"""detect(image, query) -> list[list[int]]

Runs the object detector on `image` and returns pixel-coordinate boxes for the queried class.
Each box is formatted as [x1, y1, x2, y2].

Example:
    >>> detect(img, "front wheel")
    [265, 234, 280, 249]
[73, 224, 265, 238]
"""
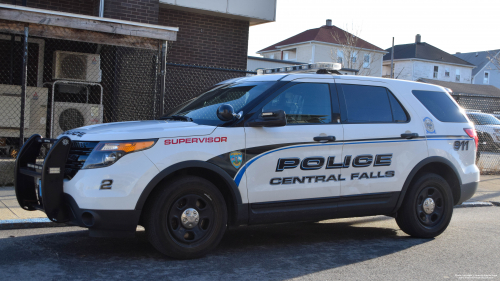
[396, 173, 454, 238]
[144, 176, 227, 259]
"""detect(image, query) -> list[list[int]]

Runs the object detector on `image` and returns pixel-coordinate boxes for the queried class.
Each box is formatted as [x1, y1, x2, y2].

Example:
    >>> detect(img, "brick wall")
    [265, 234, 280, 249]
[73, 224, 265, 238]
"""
[1, 0, 160, 24]
[1, 0, 97, 16]
[159, 8, 249, 69]
[104, 0, 159, 24]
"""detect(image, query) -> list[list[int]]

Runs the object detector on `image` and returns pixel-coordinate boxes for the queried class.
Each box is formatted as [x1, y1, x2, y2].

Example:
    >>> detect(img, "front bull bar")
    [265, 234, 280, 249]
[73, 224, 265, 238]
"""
[14, 134, 72, 222]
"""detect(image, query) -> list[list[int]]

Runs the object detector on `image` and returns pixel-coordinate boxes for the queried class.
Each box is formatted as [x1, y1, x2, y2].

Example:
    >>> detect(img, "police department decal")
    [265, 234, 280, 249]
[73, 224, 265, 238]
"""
[230, 151, 243, 169]
[423, 117, 436, 134]
[270, 154, 395, 185]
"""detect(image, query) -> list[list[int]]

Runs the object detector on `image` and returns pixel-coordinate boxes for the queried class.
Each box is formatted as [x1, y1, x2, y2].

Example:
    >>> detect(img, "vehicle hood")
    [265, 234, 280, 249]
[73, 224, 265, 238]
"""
[58, 120, 216, 141]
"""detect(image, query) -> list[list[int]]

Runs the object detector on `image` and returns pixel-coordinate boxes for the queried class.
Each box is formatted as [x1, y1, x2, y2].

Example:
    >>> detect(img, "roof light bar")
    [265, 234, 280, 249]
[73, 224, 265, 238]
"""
[257, 62, 342, 75]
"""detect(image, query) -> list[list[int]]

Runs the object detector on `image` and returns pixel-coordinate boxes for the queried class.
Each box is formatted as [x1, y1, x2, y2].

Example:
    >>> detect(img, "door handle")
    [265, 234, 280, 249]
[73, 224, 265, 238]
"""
[401, 133, 419, 139]
[313, 136, 336, 142]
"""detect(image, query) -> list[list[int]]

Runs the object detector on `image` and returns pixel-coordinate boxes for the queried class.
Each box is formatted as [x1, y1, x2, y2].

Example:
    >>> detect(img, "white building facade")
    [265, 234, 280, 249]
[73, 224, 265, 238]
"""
[382, 59, 474, 83]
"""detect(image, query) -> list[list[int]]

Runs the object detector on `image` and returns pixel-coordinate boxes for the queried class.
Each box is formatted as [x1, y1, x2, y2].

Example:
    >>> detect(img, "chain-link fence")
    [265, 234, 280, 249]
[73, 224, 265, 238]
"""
[0, 25, 166, 186]
[452, 94, 500, 174]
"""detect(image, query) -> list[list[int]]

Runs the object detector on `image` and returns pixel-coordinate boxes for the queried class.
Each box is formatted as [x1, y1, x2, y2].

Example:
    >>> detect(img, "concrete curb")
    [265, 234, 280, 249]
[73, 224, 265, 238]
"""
[455, 201, 495, 208]
[0, 218, 71, 230]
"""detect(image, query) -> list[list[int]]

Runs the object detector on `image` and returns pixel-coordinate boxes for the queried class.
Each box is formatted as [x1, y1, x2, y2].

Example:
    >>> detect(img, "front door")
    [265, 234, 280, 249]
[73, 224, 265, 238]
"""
[243, 79, 344, 206]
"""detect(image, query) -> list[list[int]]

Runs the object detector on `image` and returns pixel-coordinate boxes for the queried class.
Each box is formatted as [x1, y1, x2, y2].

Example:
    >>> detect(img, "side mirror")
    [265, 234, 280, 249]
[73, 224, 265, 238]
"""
[247, 110, 287, 127]
[217, 104, 235, 121]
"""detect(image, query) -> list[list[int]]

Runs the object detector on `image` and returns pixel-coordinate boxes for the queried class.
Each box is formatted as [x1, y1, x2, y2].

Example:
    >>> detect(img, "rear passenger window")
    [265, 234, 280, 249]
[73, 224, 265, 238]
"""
[412, 90, 467, 123]
[339, 84, 408, 123]
[388, 91, 408, 122]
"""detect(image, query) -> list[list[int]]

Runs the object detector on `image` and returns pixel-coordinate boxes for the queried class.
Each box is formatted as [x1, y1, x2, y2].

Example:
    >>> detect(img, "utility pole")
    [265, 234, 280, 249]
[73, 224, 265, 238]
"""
[390, 37, 394, 78]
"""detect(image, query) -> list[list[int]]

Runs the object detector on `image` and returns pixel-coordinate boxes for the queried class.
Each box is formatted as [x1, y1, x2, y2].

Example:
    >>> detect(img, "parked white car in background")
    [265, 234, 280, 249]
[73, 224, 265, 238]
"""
[466, 112, 500, 152]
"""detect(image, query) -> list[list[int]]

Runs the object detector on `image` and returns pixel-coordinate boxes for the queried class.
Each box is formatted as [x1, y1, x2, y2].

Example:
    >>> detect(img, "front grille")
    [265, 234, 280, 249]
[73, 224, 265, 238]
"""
[65, 141, 99, 179]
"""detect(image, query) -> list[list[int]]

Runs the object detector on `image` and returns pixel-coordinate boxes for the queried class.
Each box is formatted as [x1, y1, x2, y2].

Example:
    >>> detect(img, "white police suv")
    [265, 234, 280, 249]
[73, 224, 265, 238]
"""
[15, 63, 479, 259]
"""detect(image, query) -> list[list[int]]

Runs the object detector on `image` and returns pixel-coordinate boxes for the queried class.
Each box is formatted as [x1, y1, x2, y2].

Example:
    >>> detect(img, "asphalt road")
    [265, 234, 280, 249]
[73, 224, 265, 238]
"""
[0, 207, 499, 281]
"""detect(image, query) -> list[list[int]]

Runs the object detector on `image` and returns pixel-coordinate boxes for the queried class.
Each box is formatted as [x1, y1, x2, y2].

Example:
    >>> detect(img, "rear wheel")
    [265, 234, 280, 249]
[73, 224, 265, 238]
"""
[144, 176, 227, 259]
[396, 173, 453, 238]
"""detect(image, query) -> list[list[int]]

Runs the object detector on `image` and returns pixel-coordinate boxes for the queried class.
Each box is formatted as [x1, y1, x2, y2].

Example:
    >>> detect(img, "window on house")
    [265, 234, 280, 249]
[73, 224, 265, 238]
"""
[351, 52, 357, 63]
[456, 69, 460, 82]
[363, 54, 370, 68]
[284, 52, 289, 60]
[484, 72, 490, 84]
[337, 50, 343, 64]
[433, 66, 439, 78]
[445, 68, 450, 77]
[270, 54, 275, 59]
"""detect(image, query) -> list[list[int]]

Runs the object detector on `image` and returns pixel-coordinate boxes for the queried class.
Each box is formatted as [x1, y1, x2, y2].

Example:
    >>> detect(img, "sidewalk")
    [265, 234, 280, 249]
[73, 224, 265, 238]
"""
[470, 175, 500, 204]
[1, 175, 499, 229]
[0, 186, 53, 229]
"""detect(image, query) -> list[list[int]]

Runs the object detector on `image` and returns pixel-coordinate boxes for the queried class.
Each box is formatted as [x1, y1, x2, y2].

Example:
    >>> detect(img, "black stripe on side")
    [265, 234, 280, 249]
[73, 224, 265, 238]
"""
[207, 142, 313, 178]
[206, 135, 466, 177]
[344, 136, 426, 142]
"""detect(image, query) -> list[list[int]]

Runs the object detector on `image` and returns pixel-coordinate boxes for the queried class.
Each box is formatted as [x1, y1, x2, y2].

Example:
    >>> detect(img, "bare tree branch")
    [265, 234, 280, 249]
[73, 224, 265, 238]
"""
[485, 50, 500, 71]
[328, 24, 381, 76]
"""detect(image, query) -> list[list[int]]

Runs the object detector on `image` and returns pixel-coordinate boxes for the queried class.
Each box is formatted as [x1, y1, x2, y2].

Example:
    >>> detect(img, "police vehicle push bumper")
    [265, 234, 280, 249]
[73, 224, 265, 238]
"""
[14, 134, 139, 237]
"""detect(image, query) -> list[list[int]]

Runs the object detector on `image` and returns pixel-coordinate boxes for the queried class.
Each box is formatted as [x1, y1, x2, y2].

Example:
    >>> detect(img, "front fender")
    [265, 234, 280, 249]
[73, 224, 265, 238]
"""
[134, 160, 248, 225]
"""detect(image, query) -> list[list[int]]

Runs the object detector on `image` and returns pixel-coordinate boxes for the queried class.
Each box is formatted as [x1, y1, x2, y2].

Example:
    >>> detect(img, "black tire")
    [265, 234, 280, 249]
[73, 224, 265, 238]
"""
[396, 173, 453, 238]
[144, 176, 227, 259]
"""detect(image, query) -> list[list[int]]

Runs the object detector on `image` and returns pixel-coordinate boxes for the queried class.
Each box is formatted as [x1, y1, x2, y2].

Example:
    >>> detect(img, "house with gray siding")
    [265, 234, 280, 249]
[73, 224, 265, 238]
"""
[454, 50, 500, 89]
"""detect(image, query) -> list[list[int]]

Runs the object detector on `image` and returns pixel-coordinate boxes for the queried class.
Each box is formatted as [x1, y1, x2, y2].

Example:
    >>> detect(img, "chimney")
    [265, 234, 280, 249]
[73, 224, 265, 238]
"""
[415, 34, 421, 44]
[326, 19, 332, 26]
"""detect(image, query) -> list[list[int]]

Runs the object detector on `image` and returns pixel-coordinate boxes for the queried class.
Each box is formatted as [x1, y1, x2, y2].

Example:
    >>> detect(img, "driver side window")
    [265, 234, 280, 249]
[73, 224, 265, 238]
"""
[262, 83, 332, 124]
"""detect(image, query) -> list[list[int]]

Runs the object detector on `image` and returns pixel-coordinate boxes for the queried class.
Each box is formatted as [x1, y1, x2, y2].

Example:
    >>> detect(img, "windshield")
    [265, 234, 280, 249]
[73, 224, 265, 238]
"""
[168, 81, 275, 125]
[467, 113, 500, 125]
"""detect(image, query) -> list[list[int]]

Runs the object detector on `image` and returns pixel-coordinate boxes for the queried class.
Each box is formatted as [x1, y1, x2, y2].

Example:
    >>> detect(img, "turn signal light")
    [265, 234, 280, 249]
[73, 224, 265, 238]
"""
[99, 141, 155, 153]
[464, 128, 478, 149]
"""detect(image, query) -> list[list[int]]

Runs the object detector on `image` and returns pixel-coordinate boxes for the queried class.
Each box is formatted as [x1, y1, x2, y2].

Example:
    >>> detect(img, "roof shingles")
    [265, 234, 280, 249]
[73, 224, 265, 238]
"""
[418, 78, 500, 97]
[258, 25, 384, 53]
[454, 50, 500, 76]
[383, 43, 474, 66]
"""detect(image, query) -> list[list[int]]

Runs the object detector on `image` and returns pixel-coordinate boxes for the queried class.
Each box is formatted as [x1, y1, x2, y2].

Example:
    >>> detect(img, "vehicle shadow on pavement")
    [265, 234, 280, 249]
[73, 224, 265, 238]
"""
[0, 216, 431, 280]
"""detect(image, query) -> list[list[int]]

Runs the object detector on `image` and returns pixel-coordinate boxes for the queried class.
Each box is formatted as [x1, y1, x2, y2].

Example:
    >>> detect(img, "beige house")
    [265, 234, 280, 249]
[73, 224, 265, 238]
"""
[256, 20, 387, 76]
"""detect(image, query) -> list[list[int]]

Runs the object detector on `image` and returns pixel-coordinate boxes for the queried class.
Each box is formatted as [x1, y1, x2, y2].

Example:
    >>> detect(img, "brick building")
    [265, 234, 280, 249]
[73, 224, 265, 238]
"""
[2, 0, 277, 69]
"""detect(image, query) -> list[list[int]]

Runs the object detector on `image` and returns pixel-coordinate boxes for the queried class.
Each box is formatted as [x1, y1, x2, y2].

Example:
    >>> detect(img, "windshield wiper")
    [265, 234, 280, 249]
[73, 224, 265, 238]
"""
[160, 115, 193, 122]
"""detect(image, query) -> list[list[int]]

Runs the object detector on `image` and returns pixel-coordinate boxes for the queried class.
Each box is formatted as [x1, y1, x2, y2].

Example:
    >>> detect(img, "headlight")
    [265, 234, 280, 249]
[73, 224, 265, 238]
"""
[82, 139, 157, 169]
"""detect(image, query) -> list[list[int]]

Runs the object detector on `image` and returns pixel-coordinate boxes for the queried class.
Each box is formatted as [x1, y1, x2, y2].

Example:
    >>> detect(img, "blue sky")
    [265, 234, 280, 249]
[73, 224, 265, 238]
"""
[248, 0, 499, 56]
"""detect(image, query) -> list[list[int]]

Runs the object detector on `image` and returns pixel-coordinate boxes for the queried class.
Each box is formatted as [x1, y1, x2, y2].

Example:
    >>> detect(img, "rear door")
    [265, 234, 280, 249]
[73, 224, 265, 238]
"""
[335, 79, 428, 209]
[243, 79, 344, 206]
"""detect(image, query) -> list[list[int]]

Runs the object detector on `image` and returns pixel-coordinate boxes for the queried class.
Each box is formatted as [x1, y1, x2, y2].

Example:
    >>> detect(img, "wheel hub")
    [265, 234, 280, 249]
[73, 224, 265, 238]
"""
[423, 198, 436, 214]
[180, 208, 199, 229]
